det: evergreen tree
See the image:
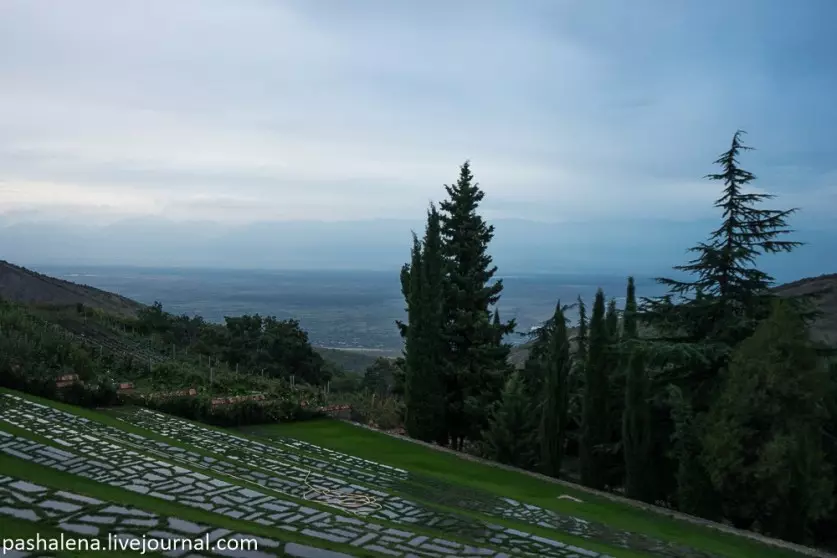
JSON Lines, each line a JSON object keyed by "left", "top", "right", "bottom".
{"left": 567, "top": 296, "right": 588, "bottom": 445}
{"left": 401, "top": 234, "right": 428, "bottom": 439}
{"left": 540, "top": 301, "right": 571, "bottom": 477}
{"left": 580, "top": 289, "right": 610, "bottom": 489}
{"left": 482, "top": 370, "right": 537, "bottom": 469}
{"left": 642, "top": 131, "right": 802, "bottom": 515}
{"left": 605, "top": 299, "right": 619, "bottom": 340}
{"left": 604, "top": 296, "right": 624, "bottom": 486}
{"left": 439, "top": 161, "right": 515, "bottom": 449}
{"left": 646, "top": 130, "right": 801, "bottom": 377}
{"left": 418, "top": 204, "right": 449, "bottom": 445}
{"left": 575, "top": 295, "right": 589, "bottom": 364}
{"left": 399, "top": 207, "right": 448, "bottom": 443}
{"left": 702, "top": 299, "right": 834, "bottom": 541}
{"left": 622, "top": 277, "right": 654, "bottom": 502}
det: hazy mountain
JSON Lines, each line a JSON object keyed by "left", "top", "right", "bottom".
{"left": 1, "top": 216, "right": 833, "bottom": 282}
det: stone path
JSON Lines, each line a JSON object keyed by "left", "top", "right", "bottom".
{"left": 123, "top": 408, "right": 718, "bottom": 558}
{"left": 0, "top": 394, "right": 609, "bottom": 558}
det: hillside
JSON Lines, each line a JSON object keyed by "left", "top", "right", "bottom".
{"left": 0, "top": 260, "right": 142, "bottom": 317}
{"left": 0, "top": 389, "right": 817, "bottom": 558}
{"left": 508, "top": 274, "right": 837, "bottom": 367}
{"left": 0, "top": 260, "right": 393, "bottom": 373}
{"left": 774, "top": 273, "right": 837, "bottom": 345}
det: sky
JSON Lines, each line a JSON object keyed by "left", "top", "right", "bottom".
{"left": 0, "top": 0, "right": 835, "bottom": 272}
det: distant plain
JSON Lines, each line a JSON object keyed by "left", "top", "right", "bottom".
{"left": 32, "top": 265, "right": 667, "bottom": 351}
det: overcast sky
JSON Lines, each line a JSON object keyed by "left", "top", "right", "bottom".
{"left": 1, "top": 0, "right": 836, "bottom": 227}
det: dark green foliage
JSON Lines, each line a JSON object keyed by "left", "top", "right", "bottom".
{"left": 361, "top": 357, "right": 399, "bottom": 396}
{"left": 439, "top": 161, "right": 515, "bottom": 448}
{"left": 605, "top": 299, "right": 619, "bottom": 340}
{"left": 481, "top": 371, "right": 537, "bottom": 469}
{"left": 702, "top": 300, "right": 834, "bottom": 541}
{"left": 622, "top": 277, "right": 654, "bottom": 502}
{"left": 402, "top": 207, "right": 447, "bottom": 443}
{"left": 604, "top": 297, "right": 624, "bottom": 487}
{"left": 580, "top": 289, "right": 610, "bottom": 489}
{"left": 640, "top": 131, "right": 806, "bottom": 518}
{"left": 539, "top": 301, "right": 571, "bottom": 477}
{"left": 220, "top": 315, "right": 329, "bottom": 385}
{"left": 123, "top": 392, "right": 317, "bottom": 427}
{"left": 645, "top": 131, "right": 801, "bottom": 368}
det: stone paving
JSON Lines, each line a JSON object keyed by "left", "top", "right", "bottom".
{"left": 0, "top": 394, "right": 611, "bottom": 558}
{"left": 0, "top": 474, "right": 293, "bottom": 558}
{"left": 122, "top": 408, "right": 719, "bottom": 558}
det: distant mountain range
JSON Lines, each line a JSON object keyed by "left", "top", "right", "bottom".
{"left": 1, "top": 216, "right": 834, "bottom": 281}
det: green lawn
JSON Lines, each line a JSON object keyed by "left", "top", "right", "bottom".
{"left": 246, "top": 419, "right": 809, "bottom": 558}
{"left": 0, "top": 387, "right": 816, "bottom": 558}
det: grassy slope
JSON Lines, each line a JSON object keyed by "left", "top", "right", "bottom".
{"left": 2, "top": 391, "right": 654, "bottom": 557}
{"left": 249, "top": 419, "right": 809, "bottom": 558}
{"left": 5, "top": 391, "right": 592, "bottom": 557}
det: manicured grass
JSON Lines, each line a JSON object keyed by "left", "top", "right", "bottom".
{"left": 0, "top": 388, "right": 813, "bottom": 558}
{"left": 5, "top": 392, "right": 602, "bottom": 557}
{"left": 249, "top": 419, "right": 809, "bottom": 558}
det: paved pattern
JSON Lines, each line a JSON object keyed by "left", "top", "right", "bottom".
{"left": 125, "top": 409, "right": 718, "bottom": 558}
{"left": 0, "top": 474, "right": 294, "bottom": 558}
{"left": 0, "top": 394, "right": 610, "bottom": 558}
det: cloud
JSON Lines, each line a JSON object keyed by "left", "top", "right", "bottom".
{"left": 0, "top": 0, "right": 835, "bottom": 227}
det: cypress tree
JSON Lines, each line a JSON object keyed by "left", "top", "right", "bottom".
{"left": 605, "top": 296, "right": 624, "bottom": 487}
{"left": 399, "top": 207, "right": 447, "bottom": 443}
{"left": 419, "top": 204, "right": 448, "bottom": 445}
{"left": 439, "top": 160, "right": 515, "bottom": 449}
{"left": 401, "top": 234, "right": 428, "bottom": 439}
{"left": 622, "top": 277, "right": 654, "bottom": 502}
{"left": 540, "top": 301, "right": 571, "bottom": 477}
{"left": 580, "top": 289, "right": 610, "bottom": 489}
{"left": 575, "top": 295, "right": 588, "bottom": 364}
{"left": 605, "top": 299, "right": 619, "bottom": 340}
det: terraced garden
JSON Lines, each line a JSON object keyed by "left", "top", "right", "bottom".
{"left": 0, "top": 389, "right": 815, "bottom": 557}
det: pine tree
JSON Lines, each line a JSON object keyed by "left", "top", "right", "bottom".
{"left": 622, "top": 277, "right": 654, "bottom": 502}
{"left": 540, "top": 301, "right": 571, "bottom": 477}
{"left": 702, "top": 300, "right": 834, "bottom": 540}
{"left": 580, "top": 289, "right": 610, "bottom": 489}
{"left": 439, "top": 161, "right": 515, "bottom": 449}
{"left": 482, "top": 371, "right": 537, "bottom": 469}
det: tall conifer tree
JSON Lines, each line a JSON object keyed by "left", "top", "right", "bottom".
{"left": 581, "top": 289, "right": 610, "bottom": 489}
{"left": 622, "top": 277, "right": 654, "bottom": 502}
{"left": 439, "top": 161, "right": 515, "bottom": 448}
{"left": 642, "top": 131, "right": 802, "bottom": 516}
{"left": 540, "top": 301, "right": 571, "bottom": 477}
